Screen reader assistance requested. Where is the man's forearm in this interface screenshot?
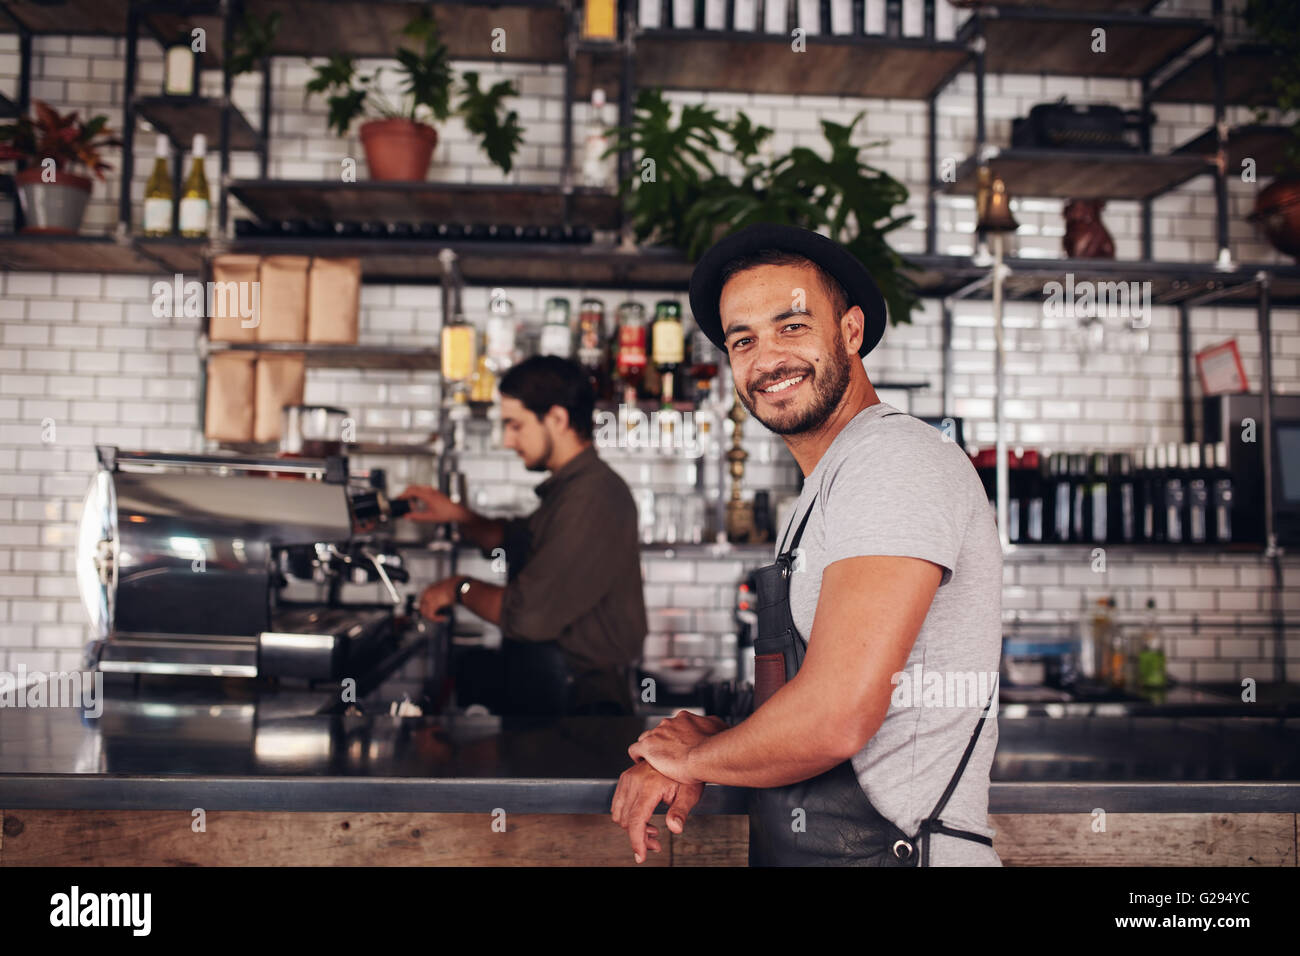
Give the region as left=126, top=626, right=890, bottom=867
left=459, top=578, right=504, bottom=625
left=452, top=506, right=504, bottom=552
left=685, top=676, right=870, bottom=788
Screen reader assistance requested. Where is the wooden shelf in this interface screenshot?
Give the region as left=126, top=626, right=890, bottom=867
left=206, top=341, right=440, bottom=370
left=136, top=96, right=260, bottom=152
left=0, top=235, right=203, bottom=274
left=145, top=0, right=568, bottom=67
left=943, top=149, right=1211, bottom=201
left=0, top=0, right=129, bottom=34
left=1151, top=44, right=1284, bottom=107
left=217, top=440, right=438, bottom=456
left=227, top=180, right=622, bottom=230
left=226, top=236, right=695, bottom=287
left=959, top=9, right=1209, bottom=78
left=577, top=29, right=969, bottom=101
left=1174, top=124, right=1293, bottom=181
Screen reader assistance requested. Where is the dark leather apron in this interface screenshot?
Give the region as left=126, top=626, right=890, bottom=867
left=747, top=491, right=997, bottom=866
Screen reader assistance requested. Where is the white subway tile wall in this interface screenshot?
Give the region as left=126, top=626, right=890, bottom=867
left=1, top=0, right=1298, bottom=681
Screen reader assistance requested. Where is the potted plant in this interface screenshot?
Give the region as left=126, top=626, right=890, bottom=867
left=0, top=100, right=122, bottom=234
left=305, top=10, right=523, bottom=181
left=1244, top=0, right=1300, bottom=259
left=607, top=88, right=920, bottom=326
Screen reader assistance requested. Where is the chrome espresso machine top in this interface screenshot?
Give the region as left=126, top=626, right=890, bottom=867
left=77, top=445, right=414, bottom=681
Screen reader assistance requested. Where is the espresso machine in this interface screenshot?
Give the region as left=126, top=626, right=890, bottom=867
left=77, top=444, right=422, bottom=682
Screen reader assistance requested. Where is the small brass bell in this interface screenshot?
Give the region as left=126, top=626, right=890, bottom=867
left=979, top=175, right=1019, bottom=234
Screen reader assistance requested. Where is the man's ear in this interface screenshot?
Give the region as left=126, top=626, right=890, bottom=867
left=842, top=305, right=865, bottom=353
left=545, top=404, right=571, bottom=435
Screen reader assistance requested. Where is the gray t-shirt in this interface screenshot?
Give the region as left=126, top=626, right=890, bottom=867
left=783, top=401, right=1003, bottom=866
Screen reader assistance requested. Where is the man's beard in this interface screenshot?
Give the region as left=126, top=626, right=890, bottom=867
left=738, top=335, right=853, bottom=436
left=523, top=432, right=554, bottom=472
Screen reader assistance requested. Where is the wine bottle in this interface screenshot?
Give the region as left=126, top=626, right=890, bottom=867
left=142, top=134, right=174, bottom=237
left=1187, top=442, right=1209, bottom=544
left=1112, top=451, right=1136, bottom=543
left=1209, top=442, right=1235, bottom=543
left=178, top=134, right=210, bottom=238
left=651, top=298, right=684, bottom=407
left=1088, top=451, right=1109, bottom=544
left=1164, top=442, right=1186, bottom=545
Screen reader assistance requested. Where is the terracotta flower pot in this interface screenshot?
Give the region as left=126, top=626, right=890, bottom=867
left=15, top=166, right=92, bottom=234
left=1250, top=176, right=1300, bottom=260
left=359, top=118, right=438, bottom=182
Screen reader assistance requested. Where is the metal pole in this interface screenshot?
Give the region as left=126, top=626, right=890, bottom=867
left=1254, top=272, right=1285, bottom=682
left=119, top=4, right=140, bottom=236
left=993, top=232, right=1009, bottom=552
left=218, top=0, right=235, bottom=236
left=1178, top=302, right=1193, bottom=443
left=927, top=91, right=937, bottom=256
left=1212, top=0, right=1230, bottom=262
left=1140, top=75, right=1152, bottom=261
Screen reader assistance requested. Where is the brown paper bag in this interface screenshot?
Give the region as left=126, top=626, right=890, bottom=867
left=208, top=254, right=262, bottom=343
left=307, top=257, right=361, bottom=344
left=253, top=354, right=306, bottom=444
left=257, top=255, right=310, bottom=342
left=204, top=351, right=256, bottom=442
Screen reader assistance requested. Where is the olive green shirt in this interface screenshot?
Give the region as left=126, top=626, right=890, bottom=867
left=494, top=444, right=647, bottom=673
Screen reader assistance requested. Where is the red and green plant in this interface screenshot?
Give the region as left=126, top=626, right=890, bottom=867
left=0, top=100, right=123, bottom=180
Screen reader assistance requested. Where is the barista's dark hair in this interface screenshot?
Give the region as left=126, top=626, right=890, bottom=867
left=717, top=248, right=849, bottom=324
left=498, top=355, right=595, bottom=441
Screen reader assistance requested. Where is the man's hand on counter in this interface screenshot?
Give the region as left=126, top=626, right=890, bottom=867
left=611, top=760, right=704, bottom=865
left=627, top=710, right=729, bottom=785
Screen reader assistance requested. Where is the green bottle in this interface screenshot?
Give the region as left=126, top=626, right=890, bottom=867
left=1137, top=598, right=1166, bottom=689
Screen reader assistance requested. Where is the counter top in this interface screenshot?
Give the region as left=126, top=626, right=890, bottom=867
left=2, top=674, right=1299, bottom=815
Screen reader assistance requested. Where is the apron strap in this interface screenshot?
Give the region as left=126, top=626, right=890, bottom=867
left=778, top=493, right=818, bottom=556
left=914, top=688, right=998, bottom=864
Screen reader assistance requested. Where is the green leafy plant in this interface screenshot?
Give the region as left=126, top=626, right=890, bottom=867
left=607, top=88, right=919, bottom=326
left=304, top=10, right=523, bottom=174
left=0, top=100, right=123, bottom=179
left=225, top=9, right=282, bottom=77
left=1245, top=0, right=1300, bottom=176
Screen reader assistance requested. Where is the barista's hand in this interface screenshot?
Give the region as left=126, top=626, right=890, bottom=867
left=628, top=710, right=729, bottom=785
left=417, top=576, right=462, bottom=620
left=610, top=759, right=704, bottom=864
left=397, top=485, right=465, bottom=523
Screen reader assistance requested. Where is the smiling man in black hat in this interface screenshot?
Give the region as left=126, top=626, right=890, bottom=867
left=611, top=223, right=1004, bottom=866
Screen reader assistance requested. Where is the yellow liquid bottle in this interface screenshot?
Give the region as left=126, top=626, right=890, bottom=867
left=178, top=133, right=210, bottom=238
left=142, top=134, right=173, bottom=236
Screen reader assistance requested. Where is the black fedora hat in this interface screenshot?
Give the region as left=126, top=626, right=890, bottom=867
left=688, top=223, right=888, bottom=358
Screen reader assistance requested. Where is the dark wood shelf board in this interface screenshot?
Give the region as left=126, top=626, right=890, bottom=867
left=1151, top=44, right=1284, bottom=106
left=0, top=0, right=129, bottom=34
left=226, top=236, right=695, bottom=287
left=146, top=0, right=567, bottom=66
left=597, top=30, right=968, bottom=100
left=208, top=341, right=440, bottom=370
left=961, top=10, right=1209, bottom=78
left=0, top=235, right=179, bottom=274
left=228, top=180, right=622, bottom=229
left=135, top=97, right=260, bottom=152
left=943, top=149, right=1212, bottom=201
left=1174, top=125, right=1293, bottom=181
left=217, top=440, right=438, bottom=456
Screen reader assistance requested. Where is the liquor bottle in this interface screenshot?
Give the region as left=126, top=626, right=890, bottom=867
left=1137, top=598, right=1166, bottom=690
left=614, top=301, right=648, bottom=405
left=178, top=134, right=210, bottom=238
left=1187, top=443, right=1210, bottom=544
left=1006, top=449, right=1023, bottom=543
left=440, top=309, right=477, bottom=396
left=1164, top=442, right=1187, bottom=545
left=485, top=287, right=518, bottom=375
left=1086, top=596, right=1112, bottom=682
left=470, top=328, right=496, bottom=403
left=1144, top=444, right=1167, bottom=543
left=651, top=299, right=685, bottom=407
left=576, top=297, right=610, bottom=399
left=687, top=329, right=719, bottom=405
left=581, top=88, right=615, bottom=189
left=1088, top=451, right=1109, bottom=544
left=539, top=297, right=573, bottom=358
left=1111, top=451, right=1136, bottom=543
left=1022, top=450, right=1044, bottom=542
left=1105, top=599, right=1127, bottom=690
left=1051, top=452, right=1072, bottom=543
left=1209, top=441, right=1234, bottom=543
left=1070, top=453, right=1090, bottom=543
left=142, top=135, right=174, bottom=236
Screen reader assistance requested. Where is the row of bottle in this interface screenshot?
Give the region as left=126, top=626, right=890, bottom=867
left=441, top=291, right=721, bottom=407
left=142, top=134, right=211, bottom=238
left=972, top=443, right=1236, bottom=545
left=1087, top=598, right=1166, bottom=692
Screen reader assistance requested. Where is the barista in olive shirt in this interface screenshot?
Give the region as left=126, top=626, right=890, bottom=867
left=400, top=356, right=647, bottom=715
